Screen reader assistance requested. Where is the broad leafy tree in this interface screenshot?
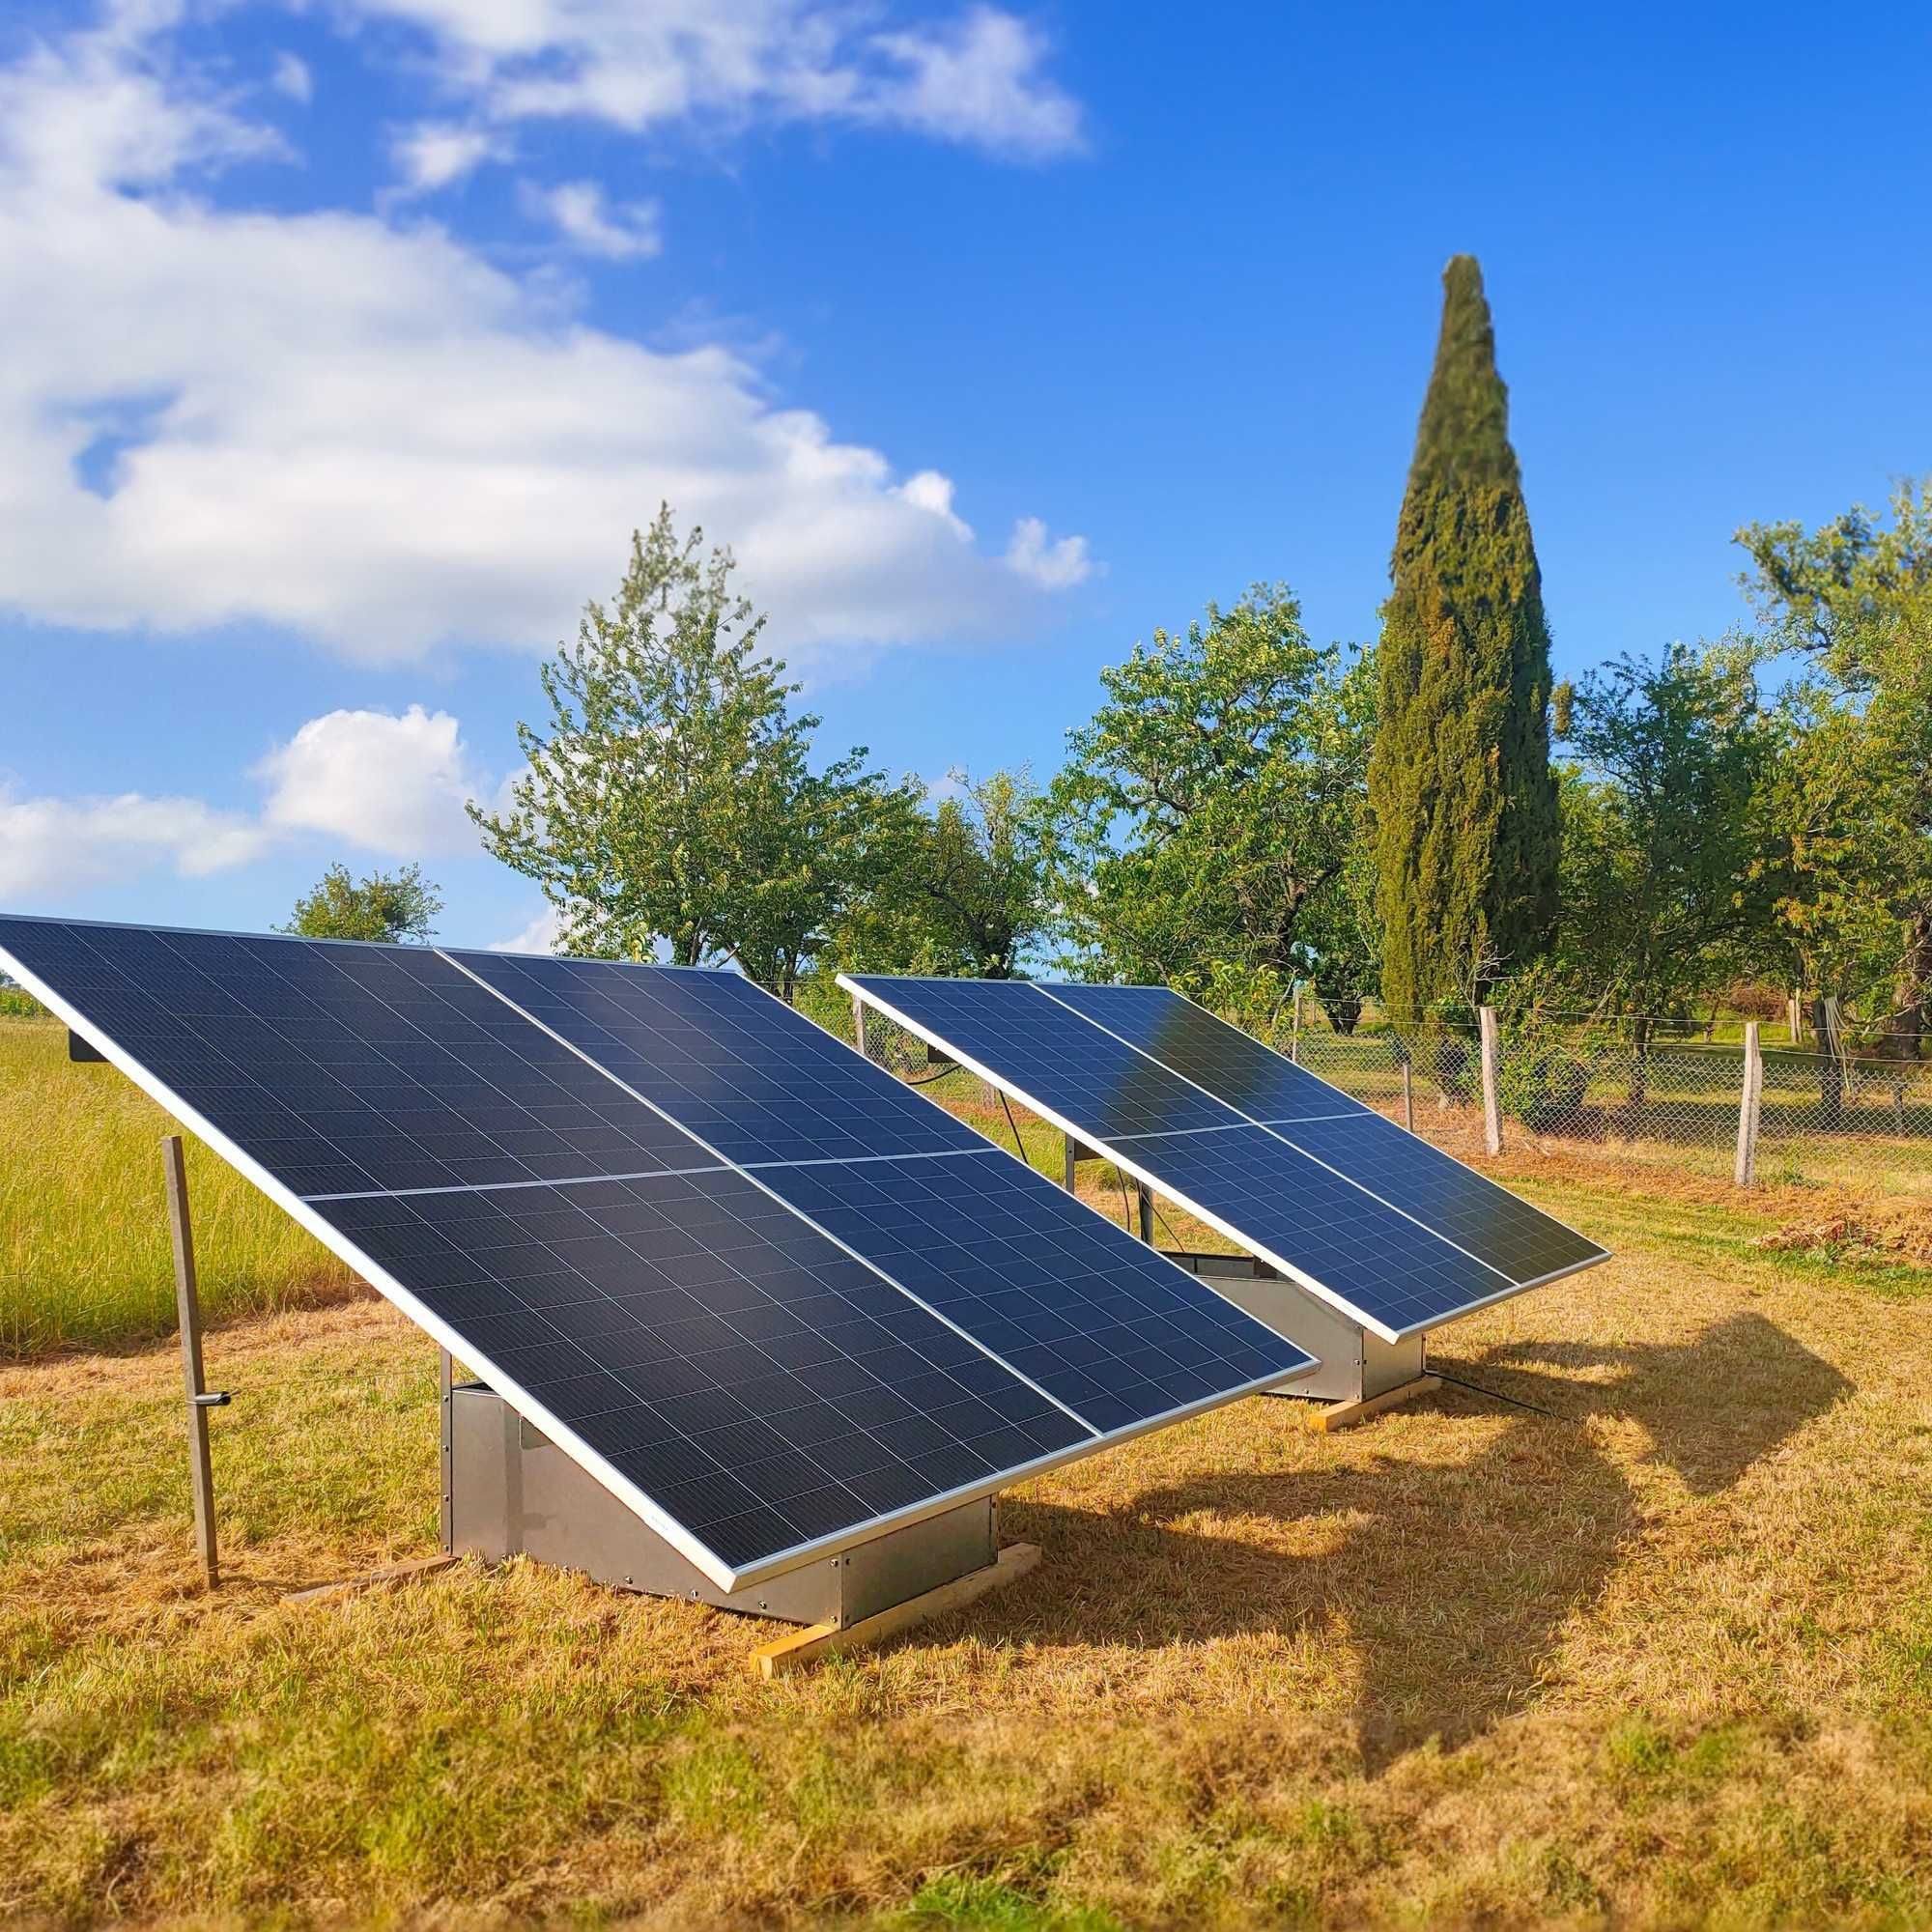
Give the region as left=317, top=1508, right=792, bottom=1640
left=1048, top=584, right=1377, bottom=1014
left=831, top=768, right=1053, bottom=979
left=1370, top=255, right=1560, bottom=1011
left=1738, top=479, right=1932, bottom=1058
left=279, top=863, right=442, bottom=943
left=1551, top=642, right=1772, bottom=1091
left=470, top=506, right=897, bottom=999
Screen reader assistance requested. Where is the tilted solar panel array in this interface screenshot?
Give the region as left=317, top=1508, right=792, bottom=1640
left=839, top=975, right=1609, bottom=1341
left=0, top=917, right=1311, bottom=1589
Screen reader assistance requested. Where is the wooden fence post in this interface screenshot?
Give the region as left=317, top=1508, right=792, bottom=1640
left=1401, top=1059, right=1414, bottom=1134
left=1478, top=1007, right=1503, bottom=1155
left=1734, top=1020, right=1763, bottom=1187
left=852, top=995, right=867, bottom=1060
left=162, top=1135, right=223, bottom=1589
left=1290, top=984, right=1302, bottom=1065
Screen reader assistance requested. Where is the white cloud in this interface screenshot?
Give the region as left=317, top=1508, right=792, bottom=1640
left=0, top=786, right=270, bottom=897
left=519, top=178, right=662, bottom=259
left=256, top=705, right=487, bottom=855
left=389, top=119, right=504, bottom=191
left=349, top=0, right=1084, bottom=161
left=869, top=9, right=1082, bottom=160
left=270, top=52, right=312, bottom=104
left=0, top=11, right=1095, bottom=670
left=1004, top=515, right=1094, bottom=590
left=489, top=903, right=565, bottom=953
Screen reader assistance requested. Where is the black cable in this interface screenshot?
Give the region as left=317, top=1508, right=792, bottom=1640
left=998, top=1088, right=1032, bottom=1168
left=903, top=1061, right=963, bottom=1088
left=1431, top=1367, right=1564, bottom=1421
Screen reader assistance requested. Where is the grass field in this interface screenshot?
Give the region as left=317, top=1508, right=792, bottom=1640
left=5, top=1024, right=1932, bottom=1924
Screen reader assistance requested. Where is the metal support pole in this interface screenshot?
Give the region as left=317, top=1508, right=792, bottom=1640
left=1062, top=1133, right=1076, bottom=1192
left=1402, top=1059, right=1414, bottom=1134
left=1478, top=1007, right=1503, bottom=1156
left=1290, top=984, right=1302, bottom=1065
left=439, top=1347, right=455, bottom=1554
left=1136, top=1181, right=1153, bottom=1245
left=852, top=995, right=867, bottom=1061
left=1734, top=1019, right=1763, bottom=1188
left=162, top=1135, right=224, bottom=1589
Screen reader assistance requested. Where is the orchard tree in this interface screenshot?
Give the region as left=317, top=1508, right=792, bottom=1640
left=470, top=506, right=897, bottom=999
left=1738, top=479, right=1932, bottom=1058
left=1370, top=255, right=1560, bottom=1012
left=279, top=863, right=442, bottom=943
left=1551, top=641, right=1772, bottom=1095
left=1049, top=584, right=1377, bottom=1014
left=832, top=768, right=1053, bottom=979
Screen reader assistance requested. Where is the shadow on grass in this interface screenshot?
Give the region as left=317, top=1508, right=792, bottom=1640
left=990, top=1310, right=1851, bottom=1774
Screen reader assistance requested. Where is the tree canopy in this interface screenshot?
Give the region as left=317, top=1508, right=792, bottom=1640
left=278, top=863, right=442, bottom=944
left=1370, top=254, right=1559, bottom=1012
left=470, top=506, right=898, bottom=999
left=1050, top=584, right=1376, bottom=1019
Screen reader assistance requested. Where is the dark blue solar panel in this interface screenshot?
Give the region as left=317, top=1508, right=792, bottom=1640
left=0, top=919, right=698, bottom=1197
left=841, top=975, right=1235, bottom=1139
left=1268, top=1113, right=1605, bottom=1284
left=452, top=952, right=986, bottom=1166
left=315, top=1167, right=1087, bottom=1573
left=1038, top=981, right=1372, bottom=1125
left=756, top=1151, right=1309, bottom=1431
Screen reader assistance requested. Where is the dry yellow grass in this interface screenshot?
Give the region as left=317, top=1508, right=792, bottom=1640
left=5, top=1185, right=1932, bottom=1926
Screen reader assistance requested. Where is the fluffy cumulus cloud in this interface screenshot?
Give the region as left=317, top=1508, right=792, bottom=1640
left=255, top=705, right=488, bottom=855
left=352, top=0, right=1083, bottom=160
left=488, top=902, right=565, bottom=954
left=518, top=179, right=662, bottom=259
left=389, top=120, right=507, bottom=192
left=0, top=702, right=502, bottom=900
left=1004, top=515, right=1094, bottom=590
left=0, top=3, right=1094, bottom=669
left=0, top=787, right=270, bottom=897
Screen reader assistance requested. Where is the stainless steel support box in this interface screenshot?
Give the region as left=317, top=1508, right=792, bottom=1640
left=448, top=1382, right=999, bottom=1628
left=1165, top=1251, right=1427, bottom=1403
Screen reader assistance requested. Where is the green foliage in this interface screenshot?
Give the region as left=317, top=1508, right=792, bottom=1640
left=1552, top=641, right=1772, bottom=1027
left=1370, top=254, right=1560, bottom=1011
left=470, top=506, right=899, bottom=999
left=1048, top=583, right=1376, bottom=1010
left=828, top=767, right=1054, bottom=979
left=1738, top=479, right=1932, bottom=1054
left=278, top=862, right=443, bottom=944
left=0, top=982, right=44, bottom=1018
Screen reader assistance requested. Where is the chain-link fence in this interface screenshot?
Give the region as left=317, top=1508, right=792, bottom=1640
left=804, top=981, right=1932, bottom=1205
left=1269, top=1011, right=1932, bottom=1199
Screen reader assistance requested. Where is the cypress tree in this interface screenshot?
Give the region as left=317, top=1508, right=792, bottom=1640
left=1369, top=255, right=1559, bottom=1012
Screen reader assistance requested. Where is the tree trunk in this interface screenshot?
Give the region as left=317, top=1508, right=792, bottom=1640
left=1626, top=1015, right=1651, bottom=1113
left=1882, top=907, right=1932, bottom=1063
left=1810, top=995, right=1844, bottom=1125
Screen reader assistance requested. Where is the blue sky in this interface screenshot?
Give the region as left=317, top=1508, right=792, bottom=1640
left=3, top=0, right=1928, bottom=950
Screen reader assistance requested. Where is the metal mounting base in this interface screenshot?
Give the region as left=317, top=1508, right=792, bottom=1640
left=446, top=1381, right=1003, bottom=1631
left=1163, top=1250, right=1429, bottom=1406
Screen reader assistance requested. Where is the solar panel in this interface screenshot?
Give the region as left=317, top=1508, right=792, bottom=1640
left=444, top=951, right=1310, bottom=1429
left=840, top=974, right=1608, bottom=1340
left=1, top=917, right=1313, bottom=1590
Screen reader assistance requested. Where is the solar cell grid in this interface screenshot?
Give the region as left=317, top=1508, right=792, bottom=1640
left=758, top=1151, right=1308, bottom=1431
left=453, top=952, right=985, bottom=1165
left=840, top=975, right=1235, bottom=1140
left=1037, top=980, right=1371, bottom=1123
left=1264, top=1112, right=1604, bottom=1284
